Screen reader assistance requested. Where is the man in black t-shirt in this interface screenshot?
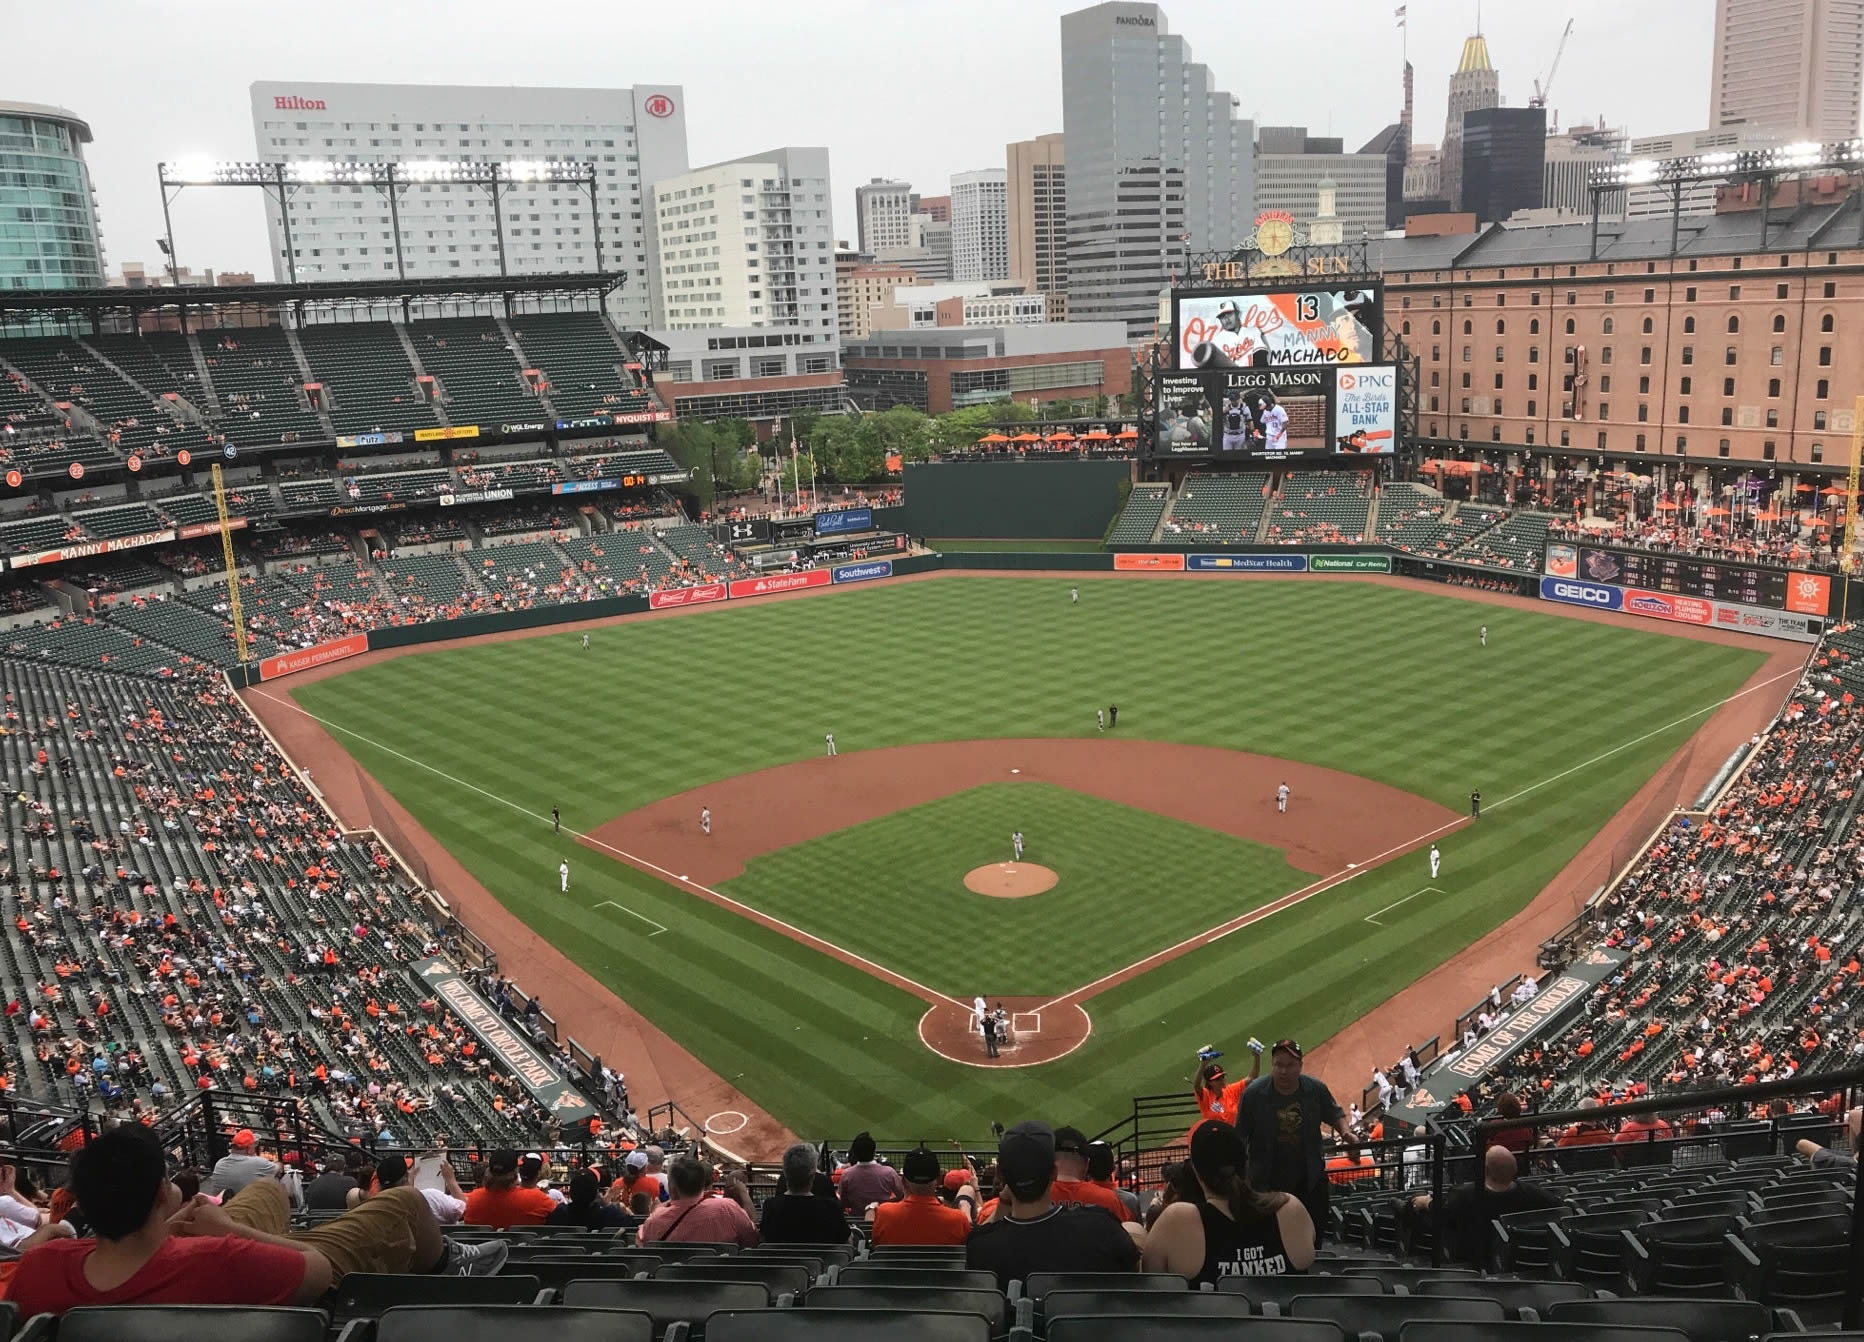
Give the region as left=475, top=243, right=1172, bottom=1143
left=1232, top=1040, right=1352, bottom=1243
left=759, top=1142, right=851, bottom=1245
left=303, top=1156, right=359, bottom=1212
left=1412, top=1145, right=1561, bottom=1267
left=965, top=1120, right=1140, bottom=1289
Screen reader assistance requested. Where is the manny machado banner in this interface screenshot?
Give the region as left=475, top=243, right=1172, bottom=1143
left=414, top=957, right=597, bottom=1123
left=1383, top=946, right=1629, bottom=1126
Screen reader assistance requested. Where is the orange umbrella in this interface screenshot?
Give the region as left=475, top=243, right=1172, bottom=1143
left=1654, top=499, right=1679, bottom=510
left=1753, top=509, right=1781, bottom=521
left=1011, top=432, right=1042, bottom=444
left=1115, top=428, right=1139, bottom=440
left=1080, top=429, right=1113, bottom=441
left=977, top=433, right=1010, bottom=444
left=1046, top=431, right=1076, bottom=443
left=1796, top=482, right=1817, bottom=492
left=1702, top=506, right=1731, bottom=517
left=1822, top=486, right=1851, bottom=497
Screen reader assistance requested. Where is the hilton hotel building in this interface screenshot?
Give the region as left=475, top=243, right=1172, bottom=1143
left=247, top=81, right=689, bottom=327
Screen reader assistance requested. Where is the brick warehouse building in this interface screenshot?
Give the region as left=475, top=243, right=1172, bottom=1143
left=1371, top=184, right=1864, bottom=482
left=842, top=322, right=1131, bottom=413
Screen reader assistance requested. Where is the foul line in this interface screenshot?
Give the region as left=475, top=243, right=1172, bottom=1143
left=256, top=659, right=1801, bottom=1025
left=595, top=900, right=667, bottom=935
left=1032, top=661, right=1804, bottom=1012
left=1365, top=886, right=1442, bottom=926
left=248, top=688, right=972, bottom=1012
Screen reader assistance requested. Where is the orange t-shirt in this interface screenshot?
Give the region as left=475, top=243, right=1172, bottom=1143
left=462, top=1185, right=556, bottom=1228
left=870, top=1193, right=971, bottom=1246
left=1051, top=1178, right=1134, bottom=1223
left=608, top=1173, right=662, bottom=1205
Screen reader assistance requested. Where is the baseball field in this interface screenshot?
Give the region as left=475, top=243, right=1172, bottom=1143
left=280, top=576, right=1769, bottom=1140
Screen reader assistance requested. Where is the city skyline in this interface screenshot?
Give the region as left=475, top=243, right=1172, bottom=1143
left=10, top=0, right=1728, bottom=285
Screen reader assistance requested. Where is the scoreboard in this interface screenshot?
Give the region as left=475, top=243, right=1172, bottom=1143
left=1544, top=540, right=1830, bottom=616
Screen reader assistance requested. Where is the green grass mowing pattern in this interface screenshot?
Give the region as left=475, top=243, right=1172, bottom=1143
left=290, top=577, right=1768, bottom=1138
left=929, top=538, right=1105, bottom=552
left=721, top=782, right=1311, bottom=998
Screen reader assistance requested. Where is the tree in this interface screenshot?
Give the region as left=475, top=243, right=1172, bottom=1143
left=656, top=420, right=737, bottom=513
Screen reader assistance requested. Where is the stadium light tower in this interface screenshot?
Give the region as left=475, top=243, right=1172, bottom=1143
left=156, top=158, right=603, bottom=285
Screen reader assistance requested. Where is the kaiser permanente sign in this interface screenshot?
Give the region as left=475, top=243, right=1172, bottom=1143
left=414, top=958, right=597, bottom=1123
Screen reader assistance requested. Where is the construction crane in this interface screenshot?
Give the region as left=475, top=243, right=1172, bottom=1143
left=1532, top=19, right=1574, bottom=110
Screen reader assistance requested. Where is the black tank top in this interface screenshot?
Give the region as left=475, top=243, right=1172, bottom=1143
left=1194, top=1195, right=1292, bottom=1285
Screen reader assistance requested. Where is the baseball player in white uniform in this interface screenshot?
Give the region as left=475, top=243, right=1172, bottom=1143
left=582, top=633, right=589, bottom=650
left=825, top=732, right=837, bottom=757
left=1480, top=624, right=1488, bottom=647
left=700, top=807, right=711, bottom=836
left=1096, top=708, right=1105, bottom=732
left=1276, top=782, right=1290, bottom=813
left=1070, top=587, right=1079, bottom=605
left=973, top=995, right=988, bottom=1036
left=1261, top=395, right=1289, bottom=454
left=559, top=860, right=570, bottom=893
left=1429, top=845, right=1442, bottom=880
left=1012, top=830, right=1025, bottom=861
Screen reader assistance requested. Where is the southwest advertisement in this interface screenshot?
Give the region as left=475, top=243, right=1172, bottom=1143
left=1174, top=284, right=1381, bottom=370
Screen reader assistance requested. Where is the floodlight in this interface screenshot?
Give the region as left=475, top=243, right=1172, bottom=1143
left=170, top=156, right=218, bottom=184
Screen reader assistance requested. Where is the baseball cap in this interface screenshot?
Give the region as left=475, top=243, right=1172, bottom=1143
left=1190, top=1120, right=1247, bottom=1180
left=1217, top=299, right=1241, bottom=315
left=942, top=1168, right=971, bottom=1193
left=519, top=1153, right=544, bottom=1180
left=487, top=1149, right=520, bottom=1175
left=625, top=1150, right=650, bottom=1171
left=1053, top=1126, right=1091, bottom=1158
left=997, top=1120, right=1056, bottom=1189
left=375, top=1155, right=408, bottom=1187
left=231, top=1128, right=256, bottom=1150
left=1085, top=1140, right=1116, bottom=1181
left=902, top=1147, right=942, bottom=1184
left=1272, top=1038, right=1302, bottom=1059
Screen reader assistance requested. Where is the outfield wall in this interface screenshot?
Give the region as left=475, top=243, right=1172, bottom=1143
left=902, top=460, right=1130, bottom=539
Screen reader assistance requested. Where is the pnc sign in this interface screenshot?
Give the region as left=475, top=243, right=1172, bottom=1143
left=643, top=93, right=676, bottom=118
left=273, top=95, right=328, bottom=111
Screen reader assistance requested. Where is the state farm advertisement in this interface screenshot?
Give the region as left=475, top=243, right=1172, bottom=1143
left=648, top=583, right=726, bottom=610
left=728, top=569, right=833, bottom=599
left=1175, top=286, right=1381, bottom=370
left=258, top=634, right=369, bottom=681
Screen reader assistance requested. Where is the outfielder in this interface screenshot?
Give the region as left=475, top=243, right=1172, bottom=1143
left=1276, top=782, right=1290, bottom=814
left=559, top=859, right=570, bottom=893
left=1429, top=845, right=1441, bottom=880
left=582, top=633, right=589, bottom=650
left=1071, top=587, right=1079, bottom=605
left=700, top=806, right=711, bottom=836
left=1220, top=395, right=1254, bottom=453
left=1479, top=624, right=1487, bottom=647
left=1012, top=830, right=1025, bottom=861
left=825, top=732, right=838, bottom=757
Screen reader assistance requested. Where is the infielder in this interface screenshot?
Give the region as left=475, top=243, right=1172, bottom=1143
left=559, top=859, right=570, bottom=893
left=1276, top=782, right=1290, bottom=814
left=1479, top=624, right=1487, bottom=647
left=1429, top=845, right=1441, bottom=880
left=1096, top=708, right=1105, bottom=733
left=552, top=806, right=560, bottom=833
left=1470, top=789, right=1481, bottom=820
left=700, top=806, right=711, bottom=836
left=1012, top=830, right=1025, bottom=861
left=1220, top=395, right=1254, bottom=453
left=825, top=732, right=837, bottom=757
left=1260, top=394, right=1289, bottom=454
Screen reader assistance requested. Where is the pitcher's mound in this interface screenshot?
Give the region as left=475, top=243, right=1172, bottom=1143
left=964, top=863, right=1058, bottom=898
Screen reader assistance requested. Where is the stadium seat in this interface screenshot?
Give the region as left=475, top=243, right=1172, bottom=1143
left=1494, top=1207, right=1572, bottom=1274
left=50, top=1306, right=325, bottom=1342
left=806, top=1284, right=1007, bottom=1332
left=1045, top=1319, right=1348, bottom=1342
left=1727, top=1215, right=1850, bottom=1325
left=330, top=1273, right=543, bottom=1321
left=744, top=1244, right=855, bottom=1268
left=1042, top=1288, right=1259, bottom=1324
left=1216, top=1274, right=1384, bottom=1313
left=635, top=1243, right=744, bottom=1260
left=1399, top=1324, right=1693, bottom=1342
left=656, top=1261, right=814, bottom=1296
left=1621, top=1215, right=1745, bottom=1294
left=834, top=1266, right=999, bottom=1290
left=707, top=1309, right=991, bottom=1342
left=373, top=1305, right=654, bottom=1342
left=559, top=1278, right=770, bottom=1336
left=1545, top=1298, right=1778, bottom=1342
left=1289, top=1293, right=1505, bottom=1340
left=1022, top=1273, right=1187, bottom=1301
left=1413, top=1277, right=1595, bottom=1319
left=1552, top=1209, right=1658, bottom=1286
left=866, top=1246, right=967, bottom=1262
left=509, top=1256, right=662, bottom=1293
left=1342, top=1268, right=1480, bottom=1292
left=502, top=1242, right=590, bottom=1258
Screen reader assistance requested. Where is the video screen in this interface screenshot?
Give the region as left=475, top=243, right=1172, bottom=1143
left=1155, top=366, right=1396, bottom=458
left=1173, top=284, right=1382, bottom=370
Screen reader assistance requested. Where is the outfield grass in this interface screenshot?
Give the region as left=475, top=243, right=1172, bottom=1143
left=929, top=538, right=1104, bottom=552
left=722, top=782, right=1309, bottom=998
left=291, top=577, right=1767, bottom=1138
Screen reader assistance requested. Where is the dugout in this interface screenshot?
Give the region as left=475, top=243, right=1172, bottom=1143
left=903, top=459, right=1132, bottom=540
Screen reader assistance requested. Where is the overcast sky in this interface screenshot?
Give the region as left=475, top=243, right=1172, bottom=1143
left=15, top=0, right=1718, bottom=279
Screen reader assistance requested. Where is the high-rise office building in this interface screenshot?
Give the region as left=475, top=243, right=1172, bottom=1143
left=1624, top=125, right=1782, bottom=217
left=916, top=195, right=951, bottom=223
left=1710, top=0, right=1864, bottom=140
left=854, top=178, right=916, bottom=255
left=1060, top=2, right=1254, bottom=341
left=1460, top=106, right=1546, bottom=222
left=1542, top=124, right=1626, bottom=217
left=1254, top=127, right=1388, bottom=242
left=649, top=146, right=836, bottom=333
left=0, top=101, right=105, bottom=292
left=1007, top=134, right=1067, bottom=318
left=950, top=168, right=1009, bottom=283
left=1440, top=35, right=1501, bottom=212
left=247, top=81, right=687, bottom=328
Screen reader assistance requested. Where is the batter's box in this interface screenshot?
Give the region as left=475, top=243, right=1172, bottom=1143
left=1012, top=1011, right=1041, bottom=1036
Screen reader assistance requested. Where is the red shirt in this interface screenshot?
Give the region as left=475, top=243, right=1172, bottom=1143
left=462, top=1185, right=556, bottom=1228
left=870, top=1194, right=970, bottom=1246
left=9, top=1237, right=306, bottom=1316
left=1050, top=1178, right=1134, bottom=1223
